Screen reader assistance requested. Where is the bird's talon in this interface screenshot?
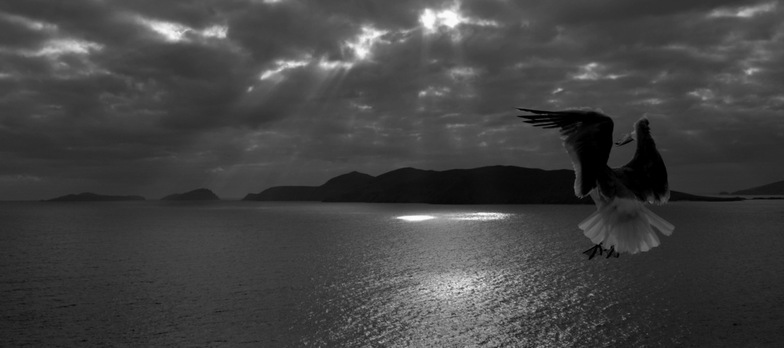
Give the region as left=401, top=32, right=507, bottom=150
left=583, top=244, right=604, bottom=260
left=583, top=243, right=620, bottom=259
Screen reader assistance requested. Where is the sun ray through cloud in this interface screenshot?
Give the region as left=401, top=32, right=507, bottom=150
left=1, top=0, right=784, bottom=199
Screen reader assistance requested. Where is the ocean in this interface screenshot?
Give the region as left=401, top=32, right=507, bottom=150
left=1, top=200, right=783, bottom=347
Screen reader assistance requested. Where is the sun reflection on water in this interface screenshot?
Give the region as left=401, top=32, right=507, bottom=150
left=396, top=215, right=436, bottom=222
left=418, top=272, right=488, bottom=301
left=396, top=212, right=512, bottom=222
left=453, top=212, right=512, bottom=221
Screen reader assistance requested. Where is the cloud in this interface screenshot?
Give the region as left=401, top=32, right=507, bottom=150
left=1, top=0, right=784, bottom=199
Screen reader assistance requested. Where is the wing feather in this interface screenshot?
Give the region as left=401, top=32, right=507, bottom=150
left=615, top=118, right=670, bottom=203
left=517, top=108, right=614, bottom=197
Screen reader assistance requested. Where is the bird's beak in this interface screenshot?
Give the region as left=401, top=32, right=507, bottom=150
left=615, top=132, right=635, bottom=146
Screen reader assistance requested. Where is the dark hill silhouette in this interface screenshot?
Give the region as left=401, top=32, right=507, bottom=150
left=162, top=188, right=219, bottom=201
left=326, top=166, right=587, bottom=204
left=244, top=186, right=321, bottom=201
left=731, top=179, right=784, bottom=195
left=243, top=171, right=374, bottom=201
left=668, top=191, right=743, bottom=202
left=319, top=171, right=376, bottom=198
left=46, top=192, right=146, bottom=202
left=244, top=165, right=743, bottom=204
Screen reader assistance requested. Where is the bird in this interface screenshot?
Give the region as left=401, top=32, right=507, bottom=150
left=517, top=108, right=674, bottom=259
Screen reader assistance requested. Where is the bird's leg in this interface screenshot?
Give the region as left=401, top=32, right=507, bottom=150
left=583, top=243, right=620, bottom=260
left=583, top=243, right=604, bottom=260
left=605, top=245, right=620, bottom=258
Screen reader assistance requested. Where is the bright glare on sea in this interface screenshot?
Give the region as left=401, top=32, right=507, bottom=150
left=1, top=200, right=783, bottom=347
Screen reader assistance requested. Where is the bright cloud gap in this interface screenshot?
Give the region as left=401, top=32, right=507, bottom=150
left=708, top=2, right=777, bottom=18
left=134, top=15, right=228, bottom=43
left=256, top=25, right=387, bottom=83
left=419, top=4, right=499, bottom=37
left=346, top=26, right=387, bottom=60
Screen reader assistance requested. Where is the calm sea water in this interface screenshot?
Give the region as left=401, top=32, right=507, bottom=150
left=1, top=200, right=783, bottom=347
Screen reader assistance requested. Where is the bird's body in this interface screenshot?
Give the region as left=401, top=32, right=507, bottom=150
left=517, top=108, right=674, bottom=257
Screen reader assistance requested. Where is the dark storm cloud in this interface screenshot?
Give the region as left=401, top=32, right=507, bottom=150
left=1, top=0, right=783, bottom=199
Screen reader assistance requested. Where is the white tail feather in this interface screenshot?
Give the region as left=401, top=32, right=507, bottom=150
left=578, top=196, right=674, bottom=254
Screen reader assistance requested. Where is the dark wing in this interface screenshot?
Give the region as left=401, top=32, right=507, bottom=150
left=615, top=118, right=670, bottom=203
left=517, top=108, right=614, bottom=198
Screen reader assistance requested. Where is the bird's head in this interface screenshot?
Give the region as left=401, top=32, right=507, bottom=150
left=615, top=116, right=650, bottom=146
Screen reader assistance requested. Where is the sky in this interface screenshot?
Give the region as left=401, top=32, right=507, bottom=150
left=1, top=0, right=783, bottom=200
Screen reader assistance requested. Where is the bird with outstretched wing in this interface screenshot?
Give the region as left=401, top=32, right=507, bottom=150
left=517, top=108, right=674, bottom=259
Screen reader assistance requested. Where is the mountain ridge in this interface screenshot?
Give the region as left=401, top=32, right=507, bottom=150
left=244, top=165, right=742, bottom=204
left=162, top=188, right=220, bottom=201
left=46, top=192, right=146, bottom=202
left=730, top=180, right=784, bottom=195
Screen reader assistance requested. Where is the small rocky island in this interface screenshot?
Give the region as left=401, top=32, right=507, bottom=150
left=161, top=188, right=220, bottom=201
left=46, top=192, right=146, bottom=202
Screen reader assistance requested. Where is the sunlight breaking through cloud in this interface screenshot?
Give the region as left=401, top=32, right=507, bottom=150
left=254, top=24, right=387, bottom=84
left=688, top=88, right=715, bottom=101
left=0, top=37, right=103, bottom=59
left=449, top=66, right=479, bottom=81
left=255, top=53, right=359, bottom=85
left=4, top=0, right=784, bottom=200
left=317, top=58, right=354, bottom=70
left=708, top=2, right=777, bottom=18
left=418, top=86, right=451, bottom=98
left=419, top=2, right=499, bottom=40
left=572, top=62, right=626, bottom=81
left=134, top=16, right=229, bottom=43
left=420, top=8, right=464, bottom=33
left=138, top=17, right=189, bottom=42
left=202, top=25, right=228, bottom=39
left=30, top=39, right=103, bottom=57
left=0, top=12, right=58, bottom=32
left=0, top=37, right=106, bottom=78
left=259, top=59, right=310, bottom=81
left=346, top=26, right=387, bottom=61
left=573, top=62, right=600, bottom=80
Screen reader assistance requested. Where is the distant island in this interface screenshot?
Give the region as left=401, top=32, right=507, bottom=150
left=244, top=165, right=744, bottom=204
left=667, top=191, right=743, bottom=202
left=162, top=188, right=220, bottom=201
left=728, top=179, right=784, bottom=195
left=46, top=192, right=146, bottom=202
